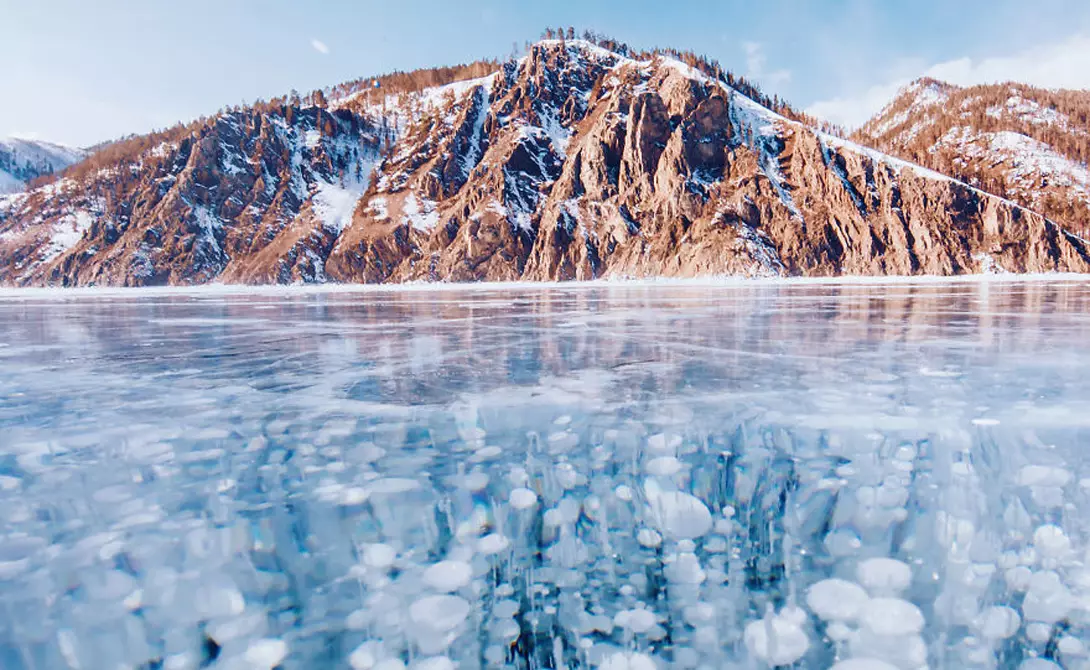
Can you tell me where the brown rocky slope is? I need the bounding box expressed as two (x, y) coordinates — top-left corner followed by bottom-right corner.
(855, 78), (1090, 239)
(2, 40), (1088, 286)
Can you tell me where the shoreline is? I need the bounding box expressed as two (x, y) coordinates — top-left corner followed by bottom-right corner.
(0, 271), (1087, 298)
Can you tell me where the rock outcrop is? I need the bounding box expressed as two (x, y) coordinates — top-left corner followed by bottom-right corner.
(2, 41), (1088, 286)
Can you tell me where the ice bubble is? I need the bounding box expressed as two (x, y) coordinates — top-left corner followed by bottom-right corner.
(477, 533), (510, 555)
(829, 659), (901, 670)
(665, 552), (706, 584)
(858, 598), (924, 636)
(852, 629), (928, 668)
(1023, 570), (1072, 623)
(459, 471), (490, 492)
(599, 651), (657, 670)
(194, 583), (245, 618)
(857, 558), (912, 595)
(510, 488), (538, 510)
(614, 485), (634, 502)
(547, 431), (579, 453)
(975, 606), (1021, 639)
(743, 612), (810, 666)
(1006, 566), (1034, 591)
(826, 621), (854, 642)
(336, 487), (370, 506)
(414, 656), (455, 670)
(207, 610), (267, 645)
(683, 602), (716, 626)
(1025, 622), (1053, 643)
(825, 529), (863, 556)
(424, 560), (473, 592)
(647, 433), (682, 454)
(492, 599), (520, 619)
(644, 481), (712, 539)
(348, 643), (377, 670)
(369, 478), (421, 495)
(894, 445), (918, 461)
(363, 543), (397, 570)
(1017, 465), (1072, 488)
(555, 463), (580, 489)
(637, 528), (663, 548)
(83, 569), (139, 601)
(806, 578), (870, 621)
(410, 595), (471, 632)
(1033, 525), (1072, 558)
(645, 456), (683, 477)
(1058, 635), (1086, 655)
(243, 638), (288, 669)
(473, 445), (503, 461)
(615, 608), (657, 634)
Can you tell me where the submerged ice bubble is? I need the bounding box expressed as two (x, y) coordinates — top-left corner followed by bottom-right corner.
(807, 578), (870, 621)
(643, 480), (712, 540)
(423, 560), (473, 592)
(743, 610), (810, 666)
(409, 595), (471, 632)
(858, 598), (925, 636)
(857, 557), (912, 595)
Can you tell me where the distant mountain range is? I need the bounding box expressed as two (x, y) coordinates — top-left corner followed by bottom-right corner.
(1, 37), (1088, 286)
(0, 137), (85, 195)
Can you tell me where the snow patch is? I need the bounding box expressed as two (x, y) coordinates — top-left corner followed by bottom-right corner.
(41, 210), (94, 263)
(402, 193), (439, 232)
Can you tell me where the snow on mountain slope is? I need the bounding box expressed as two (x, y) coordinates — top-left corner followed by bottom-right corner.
(3, 39), (1089, 287)
(328, 39), (1090, 282)
(856, 79), (1090, 237)
(0, 137), (87, 194)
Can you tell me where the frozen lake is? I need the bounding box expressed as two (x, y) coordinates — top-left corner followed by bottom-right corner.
(2, 279), (1090, 670)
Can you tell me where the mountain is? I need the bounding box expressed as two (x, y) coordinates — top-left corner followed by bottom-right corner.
(2, 40), (1088, 287)
(0, 137), (86, 195)
(855, 78), (1090, 238)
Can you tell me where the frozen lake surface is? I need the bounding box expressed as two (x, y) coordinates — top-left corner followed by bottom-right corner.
(2, 279), (1090, 670)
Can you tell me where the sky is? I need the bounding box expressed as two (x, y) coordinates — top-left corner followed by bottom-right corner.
(5, 0), (1090, 147)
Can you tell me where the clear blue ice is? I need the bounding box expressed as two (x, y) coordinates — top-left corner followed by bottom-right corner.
(2, 279), (1090, 670)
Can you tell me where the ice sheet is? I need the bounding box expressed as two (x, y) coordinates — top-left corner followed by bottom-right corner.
(1, 280), (1090, 668)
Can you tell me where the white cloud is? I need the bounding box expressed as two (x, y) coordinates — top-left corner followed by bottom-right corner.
(807, 33), (1090, 130)
(311, 39), (330, 55)
(743, 41), (791, 88)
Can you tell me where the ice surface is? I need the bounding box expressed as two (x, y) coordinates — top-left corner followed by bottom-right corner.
(0, 279), (1089, 668)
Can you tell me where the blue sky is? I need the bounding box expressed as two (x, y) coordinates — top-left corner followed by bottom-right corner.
(5, 0), (1090, 147)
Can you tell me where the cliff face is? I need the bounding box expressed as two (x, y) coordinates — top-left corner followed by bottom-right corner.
(856, 78), (1090, 240)
(327, 42), (1090, 281)
(2, 41), (1089, 287)
(0, 107), (378, 286)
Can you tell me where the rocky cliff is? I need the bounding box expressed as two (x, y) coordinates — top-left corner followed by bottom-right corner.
(856, 78), (1090, 240)
(2, 40), (1088, 286)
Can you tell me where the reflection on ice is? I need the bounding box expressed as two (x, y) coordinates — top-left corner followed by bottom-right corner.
(1, 280), (1090, 669)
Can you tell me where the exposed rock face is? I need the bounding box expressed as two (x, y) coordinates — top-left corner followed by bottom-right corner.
(856, 78), (1090, 240)
(2, 41), (1089, 286)
(0, 107), (378, 285)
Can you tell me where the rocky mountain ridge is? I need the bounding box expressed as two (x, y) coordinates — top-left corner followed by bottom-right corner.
(2, 39), (1088, 286)
(855, 78), (1090, 239)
